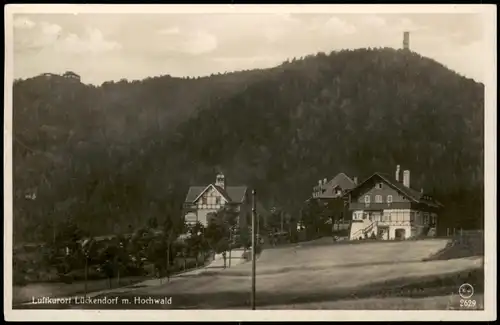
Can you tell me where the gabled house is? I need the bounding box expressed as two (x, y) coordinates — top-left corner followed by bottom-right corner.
(344, 165), (443, 241)
(183, 173), (251, 229)
(304, 173), (357, 235)
(311, 173), (358, 201)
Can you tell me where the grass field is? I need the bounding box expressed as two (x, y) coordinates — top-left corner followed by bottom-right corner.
(14, 237), (484, 310)
(52, 237), (483, 310)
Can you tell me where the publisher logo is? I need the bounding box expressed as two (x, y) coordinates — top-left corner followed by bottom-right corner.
(458, 283), (474, 299)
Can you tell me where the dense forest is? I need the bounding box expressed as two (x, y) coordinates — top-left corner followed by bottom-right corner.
(12, 47), (484, 243)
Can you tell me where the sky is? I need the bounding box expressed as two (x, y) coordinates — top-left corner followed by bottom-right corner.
(11, 10), (487, 85)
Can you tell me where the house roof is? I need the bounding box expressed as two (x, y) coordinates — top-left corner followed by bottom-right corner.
(185, 184), (248, 203)
(311, 172), (357, 199)
(346, 172), (443, 208)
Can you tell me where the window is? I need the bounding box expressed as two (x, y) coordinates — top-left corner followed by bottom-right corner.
(375, 182), (383, 189)
(410, 212), (415, 222)
(364, 195), (371, 204)
(202, 197), (207, 205)
(215, 197), (221, 205)
(387, 195), (393, 203)
(375, 195), (382, 203)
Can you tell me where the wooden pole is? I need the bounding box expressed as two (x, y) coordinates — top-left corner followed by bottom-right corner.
(251, 189), (257, 310)
(228, 228), (232, 268)
(167, 229), (172, 282)
(167, 241), (170, 282)
(257, 213), (260, 241)
(84, 255), (88, 298)
(280, 210), (284, 233)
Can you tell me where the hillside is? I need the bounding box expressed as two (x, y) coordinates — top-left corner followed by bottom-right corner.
(12, 47), (484, 243)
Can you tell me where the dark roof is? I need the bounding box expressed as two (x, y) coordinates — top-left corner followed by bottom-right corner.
(311, 172), (356, 199)
(185, 184), (248, 203)
(346, 172), (443, 208)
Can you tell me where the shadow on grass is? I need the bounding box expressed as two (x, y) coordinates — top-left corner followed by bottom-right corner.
(424, 233), (484, 261)
(18, 266), (483, 310)
(187, 256), (482, 278)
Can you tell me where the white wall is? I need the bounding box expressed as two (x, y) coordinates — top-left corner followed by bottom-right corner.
(196, 208), (218, 227)
(388, 225), (412, 239)
(352, 210), (364, 220)
(185, 212), (198, 225)
(350, 208), (435, 240)
(383, 209), (411, 222)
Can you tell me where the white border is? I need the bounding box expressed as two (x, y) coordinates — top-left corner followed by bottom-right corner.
(4, 4), (497, 322)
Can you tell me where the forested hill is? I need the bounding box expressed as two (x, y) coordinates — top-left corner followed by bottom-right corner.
(13, 47), (484, 243)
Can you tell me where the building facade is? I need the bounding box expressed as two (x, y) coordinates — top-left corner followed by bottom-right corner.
(345, 165), (443, 240)
(183, 173), (251, 229)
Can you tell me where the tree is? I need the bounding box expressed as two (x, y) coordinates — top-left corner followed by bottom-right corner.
(301, 200), (324, 240)
(185, 222), (207, 267)
(95, 240), (119, 288)
(205, 219), (224, 260)
(146, 236), (169, 279)
(147, 216), (159, 229)
(47, 217), (87, 279)
(160, 215), (183, 280)
(81, 237), (97, 296)
(13, 48), (484, 246)
(203, 206), (239, 266)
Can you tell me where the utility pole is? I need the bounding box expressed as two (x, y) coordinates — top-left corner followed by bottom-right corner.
(256, 213), (260, 242)
(228, 225), (233, 268)
(166, 229), (172, 283)
(84, 252), (89, 298)
(82, 239), (93, 299)
(280, 210), (284, 233)
(251, 189), (257, 310)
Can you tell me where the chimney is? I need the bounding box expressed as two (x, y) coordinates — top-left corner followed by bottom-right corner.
(403, 31), (410, 50)
(353, 177), (358, 185)
(395, 165), (401, 182)
(323, 178), (327, 185)
(403, 170), (410, 188)
(215, 172), (226, 189)
(318, 180), (322, 186)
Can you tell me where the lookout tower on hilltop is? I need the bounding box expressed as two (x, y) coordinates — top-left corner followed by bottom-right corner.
(403, 31), (410, 51)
